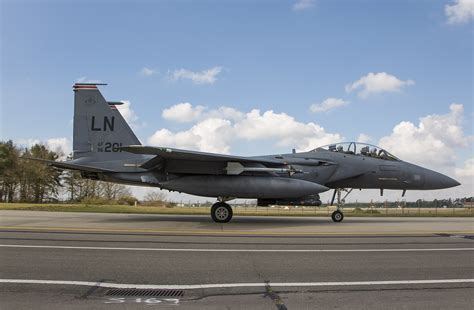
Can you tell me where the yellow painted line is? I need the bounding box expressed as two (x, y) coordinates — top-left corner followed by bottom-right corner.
(0, 226), (472, 236)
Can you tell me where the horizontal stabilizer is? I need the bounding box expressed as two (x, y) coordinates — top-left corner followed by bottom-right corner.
(21, 157), (114, 173)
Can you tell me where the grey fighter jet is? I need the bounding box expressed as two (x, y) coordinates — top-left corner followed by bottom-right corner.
(29, 83), (461, 223)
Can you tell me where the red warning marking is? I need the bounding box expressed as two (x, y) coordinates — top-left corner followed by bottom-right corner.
(73, 85), (97, 89)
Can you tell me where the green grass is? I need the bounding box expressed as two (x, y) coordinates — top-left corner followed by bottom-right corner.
(0, 203), (208, 215)
(0, 203), (472, 217)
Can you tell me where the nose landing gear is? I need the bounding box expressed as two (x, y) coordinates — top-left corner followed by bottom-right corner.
(331, 209), (344, 222)
(330, 188), (353, 223)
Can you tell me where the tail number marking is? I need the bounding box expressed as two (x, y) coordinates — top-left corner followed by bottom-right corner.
(97, 142), (122, 152)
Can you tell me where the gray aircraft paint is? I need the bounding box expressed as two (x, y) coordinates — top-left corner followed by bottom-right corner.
(72, 84), (151, 173)
(32, 83), (460, 204)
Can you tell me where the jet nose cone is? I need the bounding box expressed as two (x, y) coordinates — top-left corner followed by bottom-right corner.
(444, 176), (461, 188)
(424, 169), (461, 189)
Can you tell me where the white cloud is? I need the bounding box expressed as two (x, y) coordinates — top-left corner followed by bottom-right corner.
(17, 137), (71, 158)
(46, 138), (72, 157)
(148, 118), (233, 154)
(117, 100), (142, 129)
(445, 0), (474, 24)
(233, 109), (342, 150)
(310, 98), (349, 113)
(149, 106), (343, 153)
(76, 77), (102, 84)
(205, 106), (245, 122)
(357, 133), (372, 143)
(140, 67), (156, 76)
(378, 103), (470, 168)
(162, 103), (245, 123)
(455, 158), (474, 177)
(350, 104), (472, 201)
(345, 72), (414, 98)
(293, 0), (315, 11)
(162, 103), (206, 123)
(171, 66), (222, 85)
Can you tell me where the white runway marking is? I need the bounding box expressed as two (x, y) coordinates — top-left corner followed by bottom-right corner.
(0, 244), (473, 252)
(0, 278), (472, 290)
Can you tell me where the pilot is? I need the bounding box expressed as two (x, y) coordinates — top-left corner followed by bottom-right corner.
(378, 150), (388, 160)
(337, 145), (344, 152)
(370, 148), (377, 157)
(360, 146), (369, 155)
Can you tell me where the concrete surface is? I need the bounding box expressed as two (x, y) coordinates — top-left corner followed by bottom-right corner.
(0, 210), (473, 309)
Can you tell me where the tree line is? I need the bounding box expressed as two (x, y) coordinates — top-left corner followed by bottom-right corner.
(0, 140), (136, 204)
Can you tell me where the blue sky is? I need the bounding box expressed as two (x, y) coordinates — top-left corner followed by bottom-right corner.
(1, 0), (473, 201)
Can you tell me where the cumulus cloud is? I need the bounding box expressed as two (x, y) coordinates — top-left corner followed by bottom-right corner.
(378, 103), (470, 168)
(46, 138), (72, 156)
(357, 133), (372, 143)
(293, 0), (315, 11)
(310, 98), (349, 113)
(345, 72), (414, 98)
(17, 137), (72, 158)
(162, 103), (245, 123)
(117, 100), (142, 129)
(149, 105), (343, 153)
(233, 110), (342, 150)
(140, 67), (156, 76)
(445, 0), (474, 24)
(171, 66), (222, 85)
(162, 103), (206, 123)
(205, 106), (245, 122)
(148, 118), (233, 154)
(455, 158), (474, 177)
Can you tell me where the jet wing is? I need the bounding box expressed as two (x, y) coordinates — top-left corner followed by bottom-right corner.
(121, 145), (284, 165)
(120, 145), (290, 175)
(22, 157), (114, 173)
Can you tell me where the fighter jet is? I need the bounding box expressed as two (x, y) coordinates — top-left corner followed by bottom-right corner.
(29, 83), (461, 223)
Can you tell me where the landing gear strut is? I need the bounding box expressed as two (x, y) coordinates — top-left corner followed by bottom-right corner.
(211, 201), (233, 223)
(330, 188), (353, 223)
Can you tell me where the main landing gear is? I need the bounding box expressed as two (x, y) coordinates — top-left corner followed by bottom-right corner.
(330, 188), (353, 223)
(211, 201), (233, 223)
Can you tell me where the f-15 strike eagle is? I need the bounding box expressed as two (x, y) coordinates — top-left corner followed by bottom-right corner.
(30, 83), (461, 223)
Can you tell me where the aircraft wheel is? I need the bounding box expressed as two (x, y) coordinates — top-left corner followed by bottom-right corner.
(331, 210), (344, 223)
(211, 202), (233, 223)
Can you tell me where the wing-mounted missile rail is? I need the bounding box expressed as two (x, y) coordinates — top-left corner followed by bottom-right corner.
(225, 162), (303, 176)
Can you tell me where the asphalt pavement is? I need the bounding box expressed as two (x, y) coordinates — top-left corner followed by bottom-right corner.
(0, 210), (473, 309)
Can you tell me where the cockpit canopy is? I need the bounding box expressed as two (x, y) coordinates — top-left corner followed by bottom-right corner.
(312, 142), (400, 161)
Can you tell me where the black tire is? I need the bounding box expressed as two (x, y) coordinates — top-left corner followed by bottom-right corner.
(331, 210), (344, 223)
(211, 202), (233, 223)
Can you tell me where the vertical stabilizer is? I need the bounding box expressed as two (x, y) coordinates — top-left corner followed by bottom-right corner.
(72, 83), (141, 160)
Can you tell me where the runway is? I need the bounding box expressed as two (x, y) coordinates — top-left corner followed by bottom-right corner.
(0, 211), (473, 309)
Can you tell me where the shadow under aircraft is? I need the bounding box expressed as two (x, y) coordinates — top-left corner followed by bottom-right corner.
(27, 83), (460, 223)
